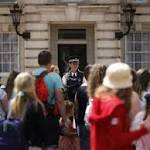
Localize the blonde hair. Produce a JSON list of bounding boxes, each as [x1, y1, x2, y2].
[[95, 85, 132, 113], [64, 100, 74, 117], [88, 64, 107, 98], [50, 65, 60, 74], [9, 72, 37, 120]]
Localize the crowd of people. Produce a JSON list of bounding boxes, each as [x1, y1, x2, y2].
[[0, 50, 150, 150]]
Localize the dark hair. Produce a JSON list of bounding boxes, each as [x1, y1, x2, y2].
[[84, 64, 92, 80], [38, 51, 52, 65], [6, 70, 20, 100], [131, 69, 140, 93], [137, 69, 150, 96], [143, 93, 150, 120], [116, 88, 132, 113]]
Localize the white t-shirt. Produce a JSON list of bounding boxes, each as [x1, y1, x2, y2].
[[131, 111, 150, 150], [0, 88, 7, 100], [84, 98, 93, 125]]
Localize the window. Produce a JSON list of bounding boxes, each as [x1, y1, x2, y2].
[[0, 0, 15, 4], [135, 0, 150, 3], [126, 32, 150, 70], [58, 29, 86, 39], [49, 0, 84, 3], [131, 0, 150, 4], [0, 33, 19, 72]]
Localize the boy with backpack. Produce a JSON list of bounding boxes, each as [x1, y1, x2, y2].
[[33, 50, 66, 150]]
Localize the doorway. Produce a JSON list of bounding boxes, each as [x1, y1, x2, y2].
[[50, 24, 94, 76], [58, 44, 87, 76]]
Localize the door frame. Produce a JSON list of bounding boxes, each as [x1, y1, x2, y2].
[[50, 24, 94, 65]]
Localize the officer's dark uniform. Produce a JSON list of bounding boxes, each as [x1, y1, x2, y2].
[[65, 70, 83, 102], [62, 56, 84, 102]]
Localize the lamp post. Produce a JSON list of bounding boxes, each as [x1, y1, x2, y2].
[[10, 3, 30, 40], [115, 4, 136, 40]]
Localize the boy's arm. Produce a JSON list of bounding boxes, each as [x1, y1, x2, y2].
[[55, 88, 66, 121]]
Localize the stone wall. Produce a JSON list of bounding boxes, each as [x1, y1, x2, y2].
[[1, 0, 150, 81], [23, 0, 121, 72]]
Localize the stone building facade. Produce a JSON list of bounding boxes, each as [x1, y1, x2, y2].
[[0, 0, 150, 82]]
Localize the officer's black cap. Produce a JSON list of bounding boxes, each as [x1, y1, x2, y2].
[[67, 56, 80, 63]]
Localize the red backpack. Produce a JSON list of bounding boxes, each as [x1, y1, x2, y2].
[[35, 70, 60, 116], [35, 71, 49, 102]]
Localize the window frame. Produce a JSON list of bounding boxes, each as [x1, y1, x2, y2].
[[0, 32, 19, 75], [125, 32, 150, 70]]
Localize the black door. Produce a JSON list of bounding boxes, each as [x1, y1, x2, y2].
[[58, 44, 87, 77]]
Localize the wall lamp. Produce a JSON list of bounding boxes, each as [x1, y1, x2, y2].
[[115, 4, 136, 40], [10, 3, 30, 40]]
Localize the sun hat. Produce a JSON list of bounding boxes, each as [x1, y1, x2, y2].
[[103, 62, 132, 89]]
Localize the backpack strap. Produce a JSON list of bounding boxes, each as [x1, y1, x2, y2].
[[36, 70, 49, 79]]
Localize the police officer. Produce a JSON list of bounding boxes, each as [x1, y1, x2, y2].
[[62, 56, 84, 102]]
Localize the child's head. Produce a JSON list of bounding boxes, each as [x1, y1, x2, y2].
[[14, 72, 35, 94], [50, 65, 60, 74], [84, 64, 92, 81], [88, 64, 107, 98], [137, 69, 150, 93], [9, 72, 36, 119], [64, 100, 74, 117]]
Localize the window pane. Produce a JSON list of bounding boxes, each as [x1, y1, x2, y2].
[[0, 0, 16, 3], [141, 53, 150, 61], [3, 43, 10, 52], [127, 43, 133, 51], [126, 32, 150, 70], [0, 54, 2, 72], [0, 33, 18, 72], [127, 53, 134, 62], [135, 53, 141, 62], [3, 63, 10, 72], [127, 33, 133, 42], [135, 63, 141, 70], [58, 29, 86, 39], [135, 33, 141, 41], [135, 43, 141, 51], [11, 63, 17, 71], [3, 33, 9, 41], [10, 34, 17, 42], [143, 43, 150, 51], [11, 54, 18, 62], [142, 33, 150, 41], [3, 54, 10, 62]]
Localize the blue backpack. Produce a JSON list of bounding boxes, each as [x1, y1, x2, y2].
[[0, 119, 27, 150]]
